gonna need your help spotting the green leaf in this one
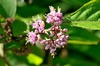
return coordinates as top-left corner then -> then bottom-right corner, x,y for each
70,21 -> 100,30
0,5 -> 7,17
12,20 -> 27,36
0,0 -> 17,17
68,0 -> 100,21
66,0 -> 100,30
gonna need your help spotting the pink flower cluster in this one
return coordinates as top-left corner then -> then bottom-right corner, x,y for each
40,27 -> 68,57
26,6 -> 68,57
46,6 -> 63,25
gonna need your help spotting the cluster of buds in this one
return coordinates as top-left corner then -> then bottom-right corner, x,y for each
26,6 -> 69,57
1,18 -> 14,42
46,6 -> 63,25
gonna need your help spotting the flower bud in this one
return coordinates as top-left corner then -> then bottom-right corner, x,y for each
40,40 -> 46,44
63,28 -> 68,32
45,44 -> 50,50
57,32 -> 63,37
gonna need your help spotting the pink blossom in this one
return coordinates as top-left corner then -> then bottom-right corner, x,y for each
27,31 -> 36,44
46,6 -> 63,25
26,6 -> 69,57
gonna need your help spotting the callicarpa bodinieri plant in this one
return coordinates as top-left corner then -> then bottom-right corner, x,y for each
1,0 -> 100,66
26,6 -> 69,57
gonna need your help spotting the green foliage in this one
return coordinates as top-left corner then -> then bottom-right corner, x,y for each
67,0 -> 100,30
0,0 -> 17,17
12,20 -> 27,36
68,0 -> 99,21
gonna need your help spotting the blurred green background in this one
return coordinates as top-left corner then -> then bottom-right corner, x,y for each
0,0 -> 100,66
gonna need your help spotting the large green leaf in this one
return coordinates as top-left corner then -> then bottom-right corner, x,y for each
67,0 -> 100,30
68,0 -> 100,21
0,0 -> 17,17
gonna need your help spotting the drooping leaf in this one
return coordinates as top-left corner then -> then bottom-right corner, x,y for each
0,0 -> 17,17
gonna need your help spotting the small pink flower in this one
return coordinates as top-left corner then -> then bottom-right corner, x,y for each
46,16 -> 54,23
50,47 -> 56,54
45,44 -> 50,50
39,26 -> 44,32
53,16 -> 60,21
27,31 -> 36,44
32,22 -> 39,28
